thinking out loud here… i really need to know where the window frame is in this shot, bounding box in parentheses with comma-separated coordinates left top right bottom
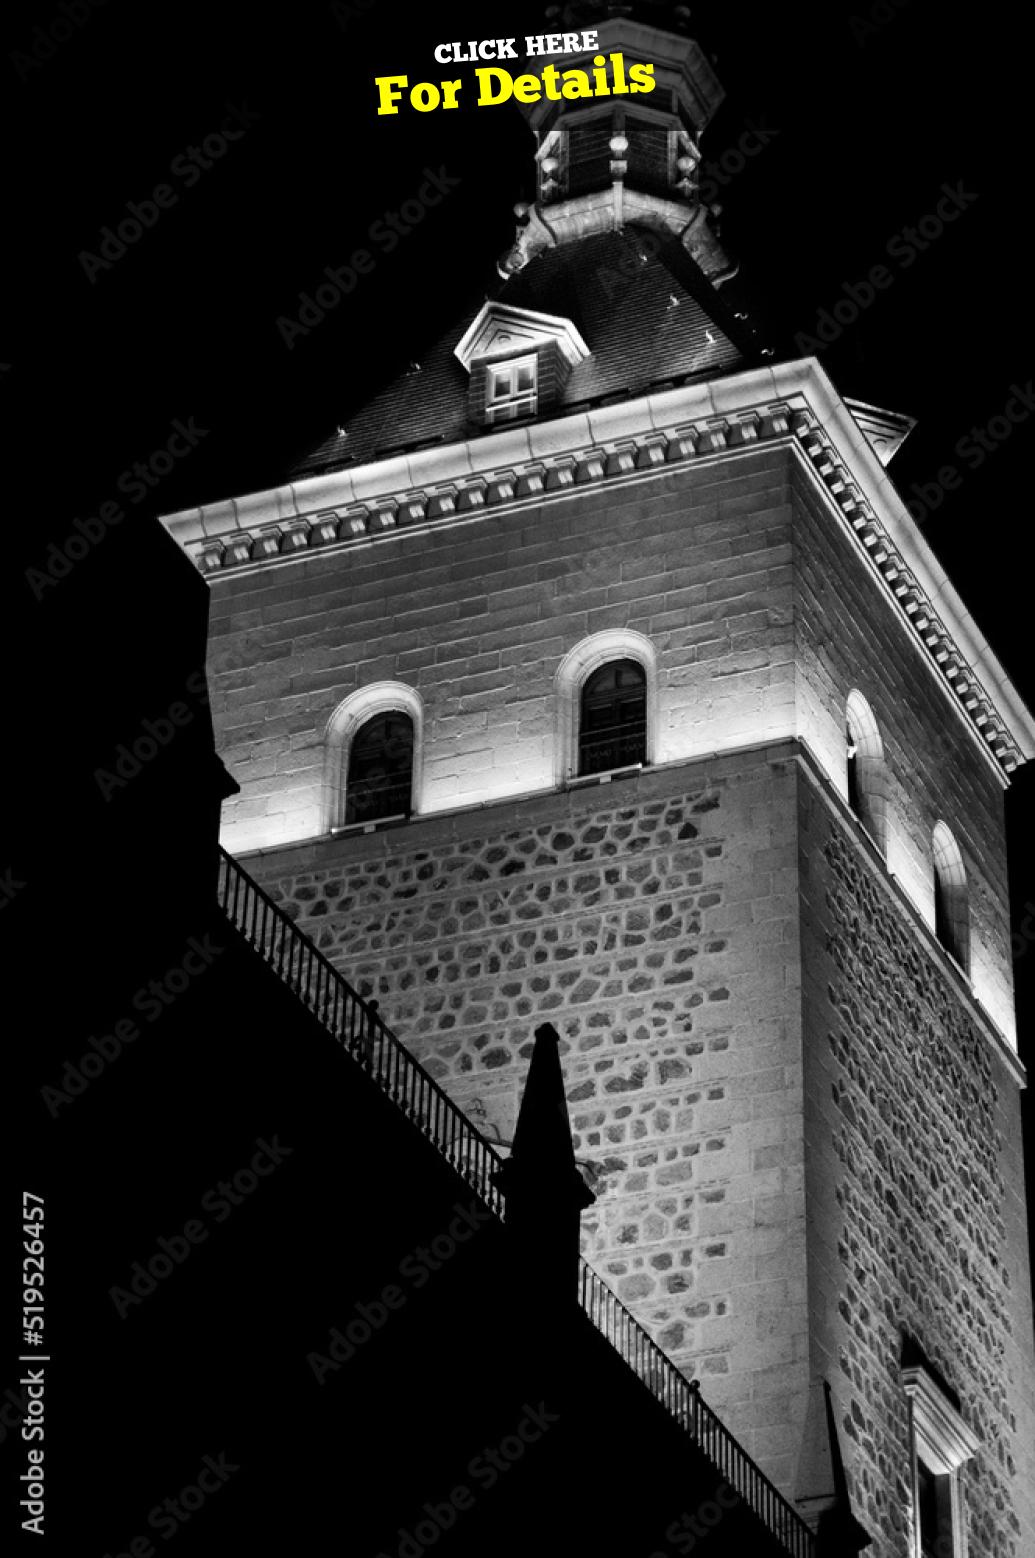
(554, 630, 658, 787)
(485, 353, 538, 425)
(322, 682, 423, 834)
(844, 689, 889, 858)
(931, 821, 970, 975)
(577, 657, 648, 778)
(343, 709, 415, 828)
(902, 1363, 978, 1558)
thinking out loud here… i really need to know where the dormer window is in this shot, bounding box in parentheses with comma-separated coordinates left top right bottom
(486, 355, 538, 424)
(454, 301, 590, 430)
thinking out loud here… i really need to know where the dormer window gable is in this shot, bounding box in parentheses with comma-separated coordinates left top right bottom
(454, 302, 590, 429)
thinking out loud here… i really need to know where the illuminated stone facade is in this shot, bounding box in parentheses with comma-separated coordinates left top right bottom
(160, 12, 1035, 1552)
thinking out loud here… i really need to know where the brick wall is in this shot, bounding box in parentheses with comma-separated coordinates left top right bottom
(799, 764, 1035, 1556)
(206, 445, 795, 850)
(245, 747, 812, 1488)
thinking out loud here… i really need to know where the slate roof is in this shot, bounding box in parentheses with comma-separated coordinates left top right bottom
(292, 227, 751, 476)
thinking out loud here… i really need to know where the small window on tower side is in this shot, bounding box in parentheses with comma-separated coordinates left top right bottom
(578, 659, 647, 776)
(917, 1459, 954, 1558)
(344, 712, 414, 826)
(932, 821, 969, 973)
(846, 723, 862, 817)
(486, 354, 537, 424)
(844, 689, 888, 857)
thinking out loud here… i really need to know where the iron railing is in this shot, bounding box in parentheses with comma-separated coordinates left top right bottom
(216, 846, 505, 1217)
(578, 722, 647, 777)
(343, 774, 412, 827)
(579, 1262, 815, 1557)
(215, 844, 815, 1558)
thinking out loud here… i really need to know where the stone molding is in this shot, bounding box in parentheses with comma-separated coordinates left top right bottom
(453, 301, 590, 373)
(901, 1365, 980, 1475)
(158, 361, 1034, 780)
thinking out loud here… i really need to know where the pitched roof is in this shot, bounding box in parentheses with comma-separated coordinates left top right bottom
(292, 227, 747, 475)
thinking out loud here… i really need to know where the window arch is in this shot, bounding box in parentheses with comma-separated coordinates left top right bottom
(323, 682, 423, 831)
(932, 821, 969, 972)
(554, 630, 657, 784)
(844, 689, 888, 856)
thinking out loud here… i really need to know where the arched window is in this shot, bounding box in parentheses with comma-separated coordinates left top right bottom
(322, 682, 423, 832)
(845, 690, 887, 856)
(345, 712, 413, 825)
(932, 822, 969, 972)
(578, 659, 647, 776)
(554, 630, 657, 785)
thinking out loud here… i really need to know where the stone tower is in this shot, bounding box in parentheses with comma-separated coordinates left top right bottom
(161, 7, 1035, 1553)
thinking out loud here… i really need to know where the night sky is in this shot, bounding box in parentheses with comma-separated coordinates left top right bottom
(5, 0, 1033, 1412)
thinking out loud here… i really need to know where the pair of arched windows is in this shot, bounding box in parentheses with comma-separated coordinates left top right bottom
(844, 690, 969, 973)
(330, 655, 649, 829)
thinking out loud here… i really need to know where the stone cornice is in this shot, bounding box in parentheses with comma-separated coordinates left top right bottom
(158, 359, 1035, 781)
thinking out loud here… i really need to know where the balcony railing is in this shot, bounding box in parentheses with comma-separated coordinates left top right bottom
(215, 844, 815, 1558)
